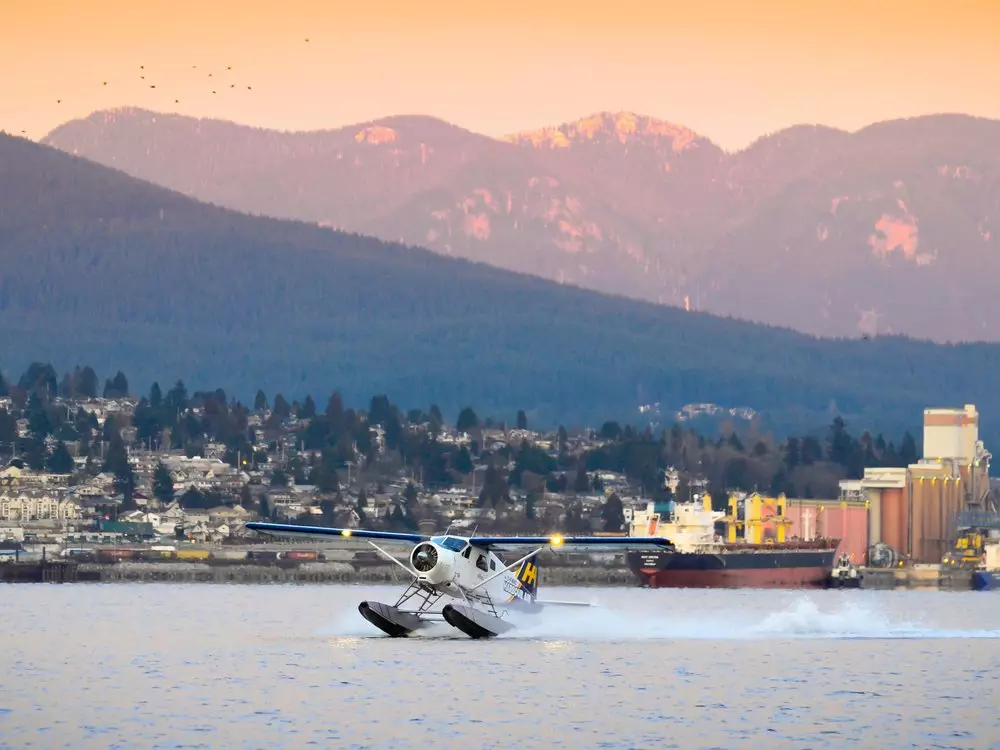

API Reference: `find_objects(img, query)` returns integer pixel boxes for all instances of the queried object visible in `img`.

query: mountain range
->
[43,108,1000,343]
[3,132,1000,442]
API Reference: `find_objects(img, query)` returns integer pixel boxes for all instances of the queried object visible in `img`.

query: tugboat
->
[971,541,1000,591]
[826,553,862,588]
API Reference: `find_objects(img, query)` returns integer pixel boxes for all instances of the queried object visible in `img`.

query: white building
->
[0,490,81,522]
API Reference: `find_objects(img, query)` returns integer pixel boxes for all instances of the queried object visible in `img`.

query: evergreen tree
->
[272,393,290,419]
[77,366,98,398]
[299,395,317,419]
[601,493,625,532]
[402,481,419,508]
[516,409,528,430]
[254,390,268,412]
[166,380,188,413]
[18,363,58,400]
[104,432,136,510]
[0,409,17,444]
[47,441,75,474]
[26,394,52,439]
[153,462,175,503]
[456,406,478,433]
[452,446,474,475]
[24,439,48,471]
[180,486,207,509]
[325,391,345,423]
[103,371,129,398]
[900,431,918,466]
[149,382,163,409]
[0,371,8,398]
[599,421,621,441]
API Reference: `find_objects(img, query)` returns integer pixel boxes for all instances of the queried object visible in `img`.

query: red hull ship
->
[624,494,839,589]
[627,540,838,589]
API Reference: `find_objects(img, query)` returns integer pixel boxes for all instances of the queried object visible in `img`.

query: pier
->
[0,559,98,583]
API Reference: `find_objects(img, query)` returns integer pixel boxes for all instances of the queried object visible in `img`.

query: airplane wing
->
[467,534,673,550]
[244,522,426,544]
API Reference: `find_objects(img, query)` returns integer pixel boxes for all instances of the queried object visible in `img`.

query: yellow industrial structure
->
[723,493,792,544]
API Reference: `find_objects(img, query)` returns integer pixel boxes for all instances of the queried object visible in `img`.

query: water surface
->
[2,584,998,749]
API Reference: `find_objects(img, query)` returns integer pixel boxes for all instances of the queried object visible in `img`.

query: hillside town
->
[0,366,657,549]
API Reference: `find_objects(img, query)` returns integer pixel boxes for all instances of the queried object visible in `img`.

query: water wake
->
[316,592,1000,642]
[504,595,1000,641]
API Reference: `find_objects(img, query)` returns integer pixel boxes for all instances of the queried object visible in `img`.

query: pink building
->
[783,499,870,564]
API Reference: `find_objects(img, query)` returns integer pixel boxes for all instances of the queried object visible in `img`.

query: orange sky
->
[2,0,998,150]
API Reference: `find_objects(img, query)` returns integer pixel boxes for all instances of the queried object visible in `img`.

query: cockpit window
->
[435,536,467,552]
[476,554,488,572]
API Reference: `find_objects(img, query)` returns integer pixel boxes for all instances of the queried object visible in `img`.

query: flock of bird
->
[11,38,315,137]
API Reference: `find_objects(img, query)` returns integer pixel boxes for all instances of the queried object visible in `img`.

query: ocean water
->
[2,583,999,749]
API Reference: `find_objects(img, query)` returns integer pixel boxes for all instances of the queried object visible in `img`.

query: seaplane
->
[244,522,674,639]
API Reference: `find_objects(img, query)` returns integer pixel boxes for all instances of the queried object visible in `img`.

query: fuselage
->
[412,535,537,609]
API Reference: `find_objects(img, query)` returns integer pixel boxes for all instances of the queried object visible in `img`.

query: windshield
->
[432,536,468,552]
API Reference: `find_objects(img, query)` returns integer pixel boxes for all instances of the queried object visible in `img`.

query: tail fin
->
[513,553,540,602]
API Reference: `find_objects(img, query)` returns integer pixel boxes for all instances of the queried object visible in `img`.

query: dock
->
[859,565,974,590]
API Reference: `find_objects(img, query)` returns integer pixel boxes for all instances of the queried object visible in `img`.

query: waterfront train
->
[64,547,332,565]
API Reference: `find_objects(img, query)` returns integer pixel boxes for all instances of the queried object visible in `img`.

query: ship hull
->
[627,547,838,589]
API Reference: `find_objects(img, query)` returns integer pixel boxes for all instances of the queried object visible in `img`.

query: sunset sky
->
[2,0,997,150]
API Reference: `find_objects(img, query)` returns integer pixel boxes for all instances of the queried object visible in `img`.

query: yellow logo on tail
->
[521,561,537,586]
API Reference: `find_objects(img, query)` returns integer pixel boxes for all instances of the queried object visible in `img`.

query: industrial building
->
[837,404,993,565]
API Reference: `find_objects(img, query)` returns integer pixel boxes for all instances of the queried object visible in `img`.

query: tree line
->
[0,362,925,529]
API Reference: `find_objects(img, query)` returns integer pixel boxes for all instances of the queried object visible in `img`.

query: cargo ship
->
[625,493,838,588]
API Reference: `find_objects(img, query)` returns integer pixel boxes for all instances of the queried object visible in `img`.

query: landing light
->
[550,534,564,547]
[342,529,352,537]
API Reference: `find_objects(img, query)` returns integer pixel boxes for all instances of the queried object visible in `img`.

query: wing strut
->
[367,541,419,578]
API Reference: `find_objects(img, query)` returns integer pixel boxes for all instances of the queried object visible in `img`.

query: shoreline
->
[74,562,641,586]
[0,560,979,589]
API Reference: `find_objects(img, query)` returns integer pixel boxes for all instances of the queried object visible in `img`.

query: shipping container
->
[247,550,281,563]
[212,548,250,561]
[282,551,319,561]
[95,548,137,562]
[175,549,211,561]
